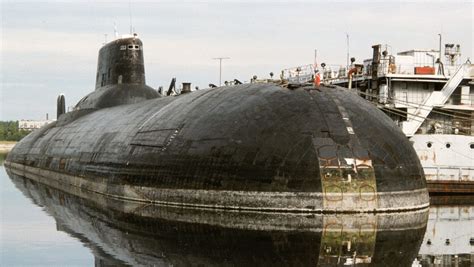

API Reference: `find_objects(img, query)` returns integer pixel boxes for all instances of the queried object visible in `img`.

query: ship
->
[4,34,429,212]
[319,43,474,194]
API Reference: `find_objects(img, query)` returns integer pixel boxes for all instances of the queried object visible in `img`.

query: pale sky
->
[1,0,473,120]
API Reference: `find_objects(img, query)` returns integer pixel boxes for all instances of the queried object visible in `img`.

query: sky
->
[1,0,473,120]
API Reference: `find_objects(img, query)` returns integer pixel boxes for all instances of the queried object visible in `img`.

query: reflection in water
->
[416,202,474,266]
[6,170,429,267]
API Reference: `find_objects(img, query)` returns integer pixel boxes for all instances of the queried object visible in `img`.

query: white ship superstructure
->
[323,43,474,193]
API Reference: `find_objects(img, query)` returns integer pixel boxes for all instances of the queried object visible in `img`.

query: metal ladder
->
[402,63,472,136]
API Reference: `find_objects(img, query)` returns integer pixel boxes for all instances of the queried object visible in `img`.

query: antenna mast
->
[114,22,118,38]
[314,49,318,69]
[438,33,442,64]
[212,57,230,86]
[129,0,133,34]
[346,33,350,70]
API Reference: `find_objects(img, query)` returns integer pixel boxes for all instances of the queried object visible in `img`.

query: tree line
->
[0,121,31,141]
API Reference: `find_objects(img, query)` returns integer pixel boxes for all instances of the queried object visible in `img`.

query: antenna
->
[129,0,133,34]
[438,33,442,64]
[114,22,118,38]
[346,33,350,70]
[212,57,230,86]
[314,49,318,69]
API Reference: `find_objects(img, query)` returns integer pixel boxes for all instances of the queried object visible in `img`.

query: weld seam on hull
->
[5,161,430,213]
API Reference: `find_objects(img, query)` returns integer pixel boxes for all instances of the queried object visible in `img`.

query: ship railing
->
[282,64,315,84]
[320,64,366,83]
[423,165,474,181]
[320,64,470,87]
[376,60,462,77]
[320,62,466,81]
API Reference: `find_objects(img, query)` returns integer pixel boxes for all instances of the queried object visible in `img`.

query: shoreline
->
[0,141,17,153]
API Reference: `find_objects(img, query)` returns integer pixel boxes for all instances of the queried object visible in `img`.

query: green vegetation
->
[0,121,30,141]
[0,153,6,165]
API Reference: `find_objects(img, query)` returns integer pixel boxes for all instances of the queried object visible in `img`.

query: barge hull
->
[427,180,474,194]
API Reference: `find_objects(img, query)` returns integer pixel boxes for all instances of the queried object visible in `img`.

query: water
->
[1,153,472,266]
[0,155,93,266]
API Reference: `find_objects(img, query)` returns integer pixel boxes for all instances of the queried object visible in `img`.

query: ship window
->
[445,143,451,148]
[134,45,139,49]
[470,143,474,149]
[128,45,133,49]
[120,45,126,50]
[427,142,432,148]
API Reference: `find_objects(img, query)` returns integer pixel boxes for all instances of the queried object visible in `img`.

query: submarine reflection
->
[8,171,428,266]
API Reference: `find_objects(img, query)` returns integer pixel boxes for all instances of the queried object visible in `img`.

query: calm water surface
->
[1,153,472,266]
[0,154,93,266]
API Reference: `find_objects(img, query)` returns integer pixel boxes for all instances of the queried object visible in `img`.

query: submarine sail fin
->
[56,94,65,119]
[95,34,146,90]
[72,35,159,111]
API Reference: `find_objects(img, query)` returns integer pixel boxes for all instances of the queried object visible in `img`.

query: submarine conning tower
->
[73,34,159,111]
[95,34,146,89]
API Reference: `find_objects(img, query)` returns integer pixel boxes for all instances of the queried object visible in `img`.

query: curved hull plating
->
[6,84,429,212]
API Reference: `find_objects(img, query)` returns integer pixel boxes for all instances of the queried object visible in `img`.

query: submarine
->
[5,34,429,212]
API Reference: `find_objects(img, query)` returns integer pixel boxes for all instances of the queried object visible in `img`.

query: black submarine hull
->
[6,84,429,212]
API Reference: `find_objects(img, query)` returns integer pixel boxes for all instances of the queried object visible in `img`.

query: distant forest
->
[0,121,30,141]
